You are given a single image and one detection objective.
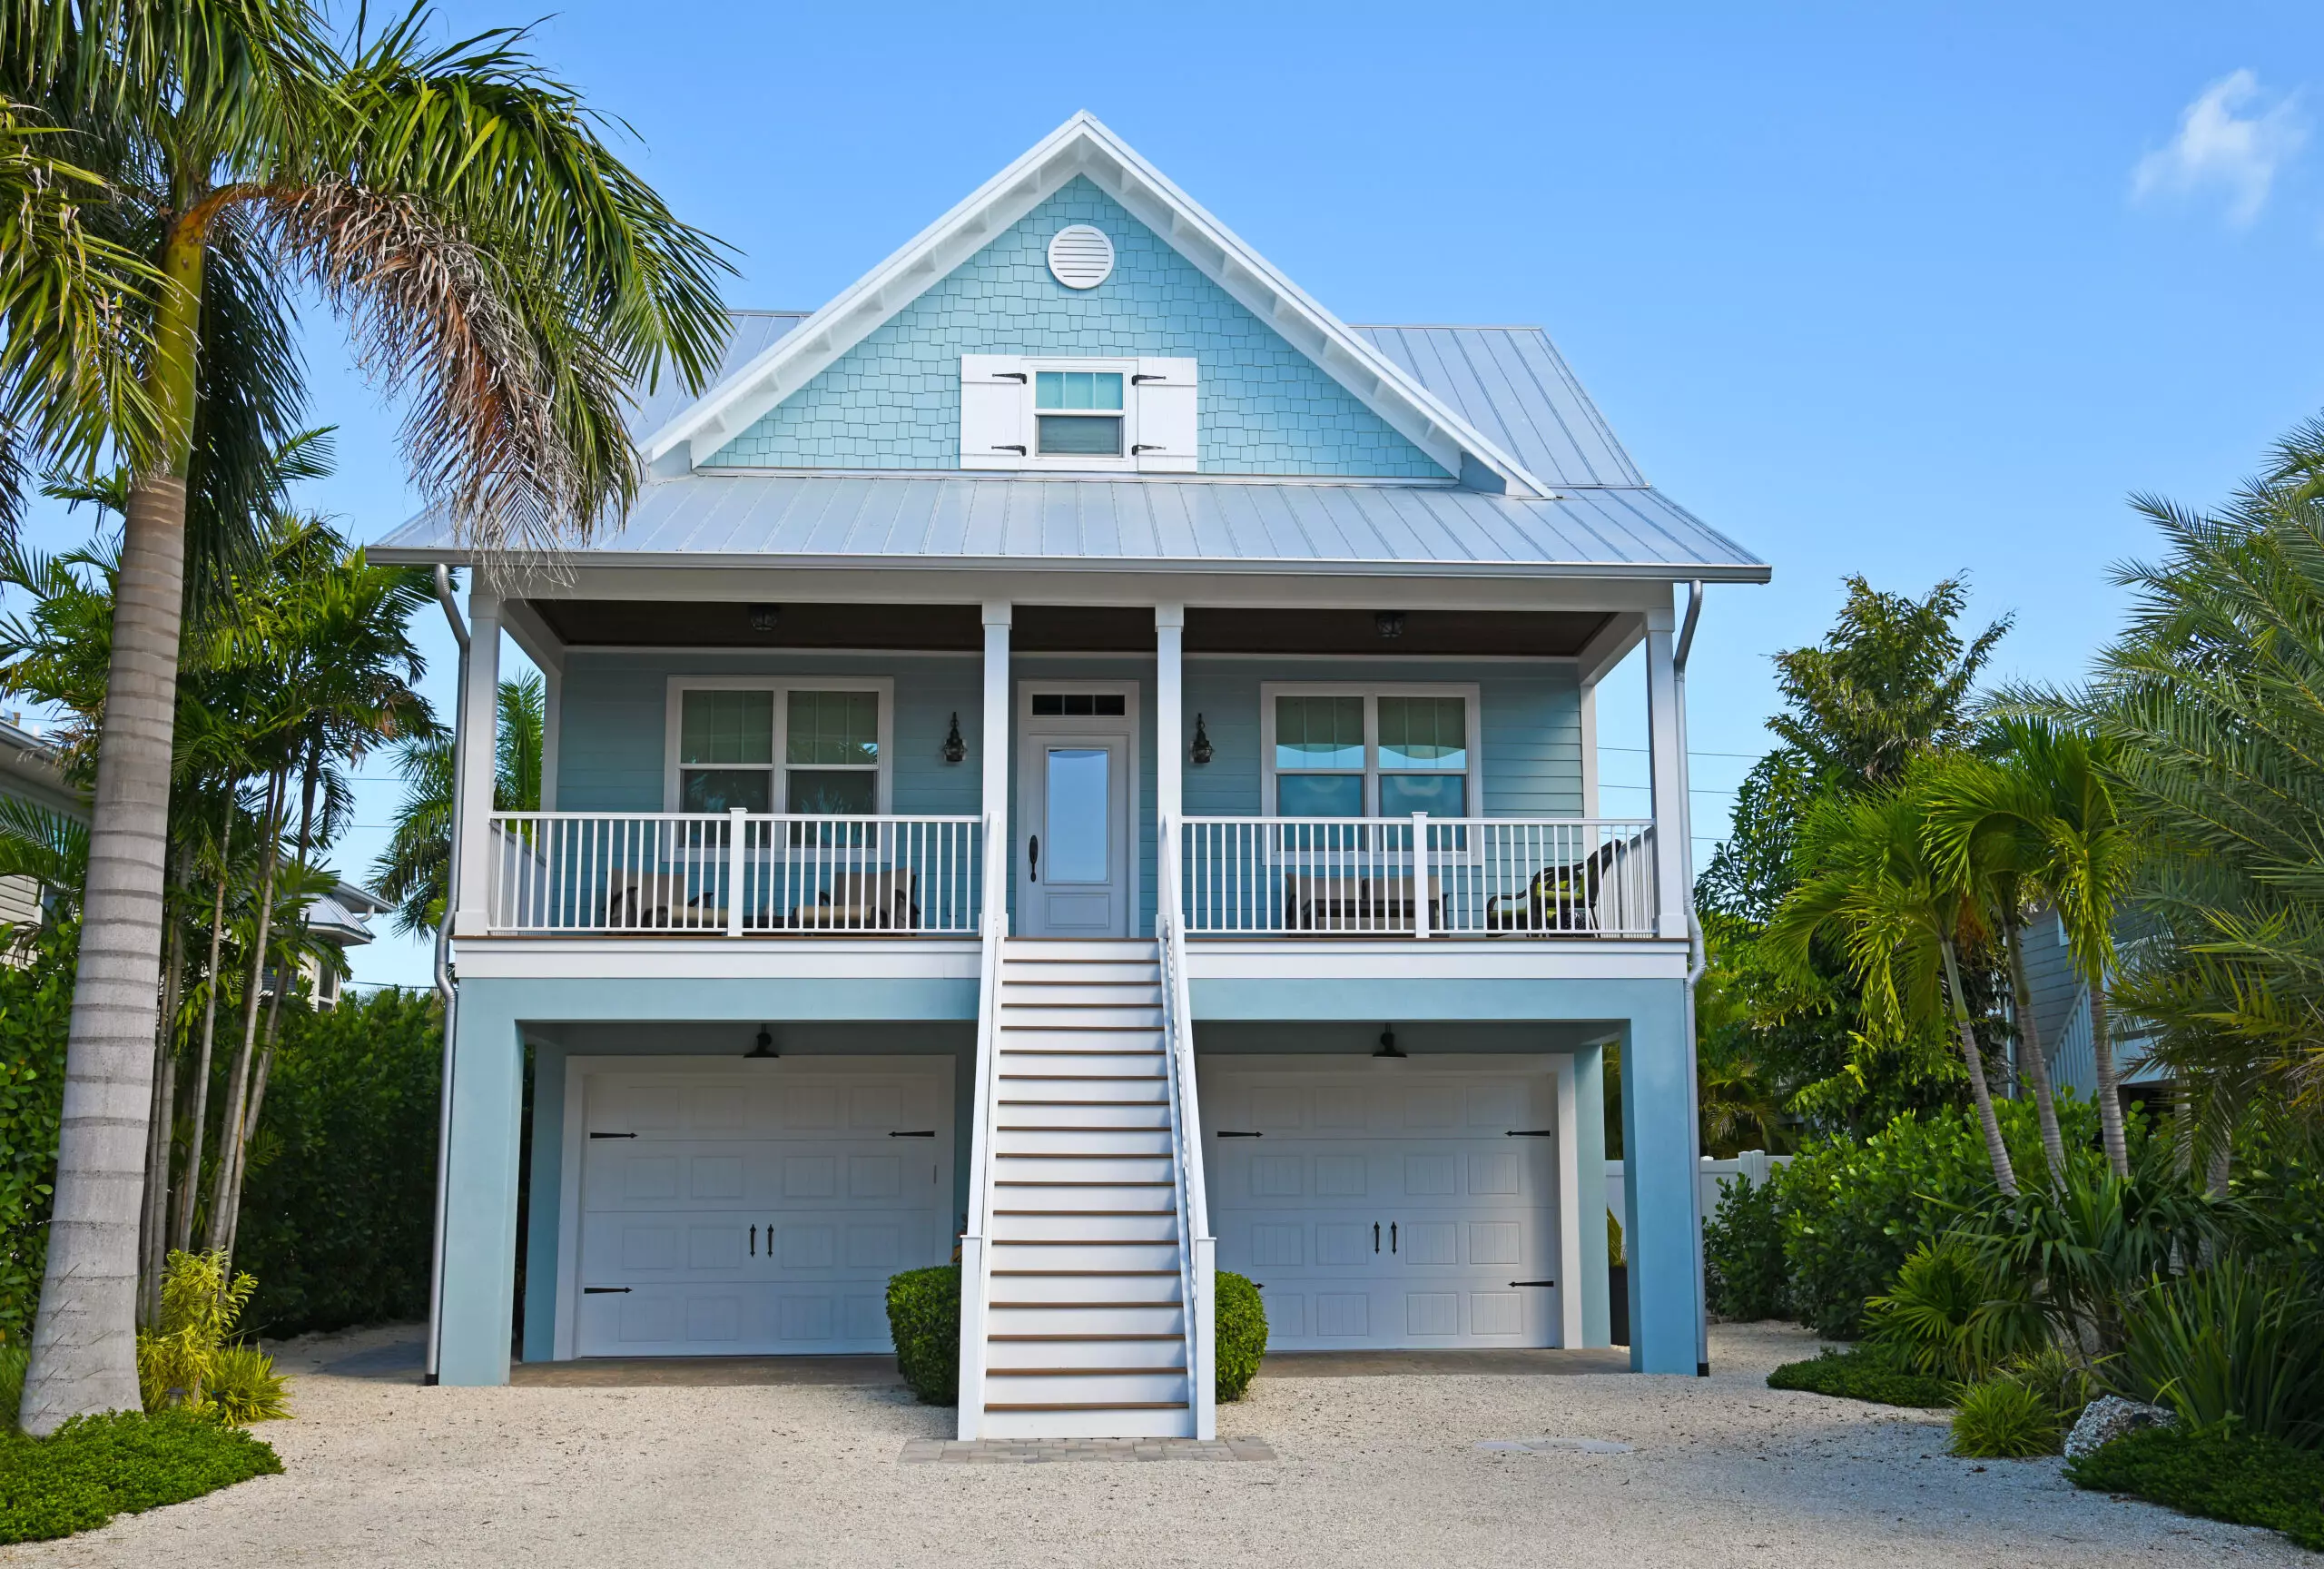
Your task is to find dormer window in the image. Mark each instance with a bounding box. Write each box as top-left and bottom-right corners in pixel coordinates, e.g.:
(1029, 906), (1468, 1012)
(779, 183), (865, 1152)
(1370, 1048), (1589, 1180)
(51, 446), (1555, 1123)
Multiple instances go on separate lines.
(961, 355), (1196, 473)
(1034, 370), (1125, 458)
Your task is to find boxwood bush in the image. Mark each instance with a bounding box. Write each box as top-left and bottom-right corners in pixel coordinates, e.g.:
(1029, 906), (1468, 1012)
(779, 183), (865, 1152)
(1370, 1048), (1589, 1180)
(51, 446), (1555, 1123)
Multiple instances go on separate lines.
(0, 1410), (281, 1544)
(886, 1265), (960, 1405)
(1215, 1270), (1267, 1401)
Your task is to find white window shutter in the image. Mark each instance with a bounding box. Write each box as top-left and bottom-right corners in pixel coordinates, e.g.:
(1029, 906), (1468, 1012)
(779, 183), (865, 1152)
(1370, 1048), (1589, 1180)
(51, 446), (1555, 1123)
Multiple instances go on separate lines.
(1132, 358), (1197, 473)
(960, 355), (1028, 469)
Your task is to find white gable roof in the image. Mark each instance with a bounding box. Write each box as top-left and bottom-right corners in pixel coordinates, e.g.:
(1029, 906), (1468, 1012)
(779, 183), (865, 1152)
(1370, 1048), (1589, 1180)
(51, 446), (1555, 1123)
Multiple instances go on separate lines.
(639, 113), (1555, 498)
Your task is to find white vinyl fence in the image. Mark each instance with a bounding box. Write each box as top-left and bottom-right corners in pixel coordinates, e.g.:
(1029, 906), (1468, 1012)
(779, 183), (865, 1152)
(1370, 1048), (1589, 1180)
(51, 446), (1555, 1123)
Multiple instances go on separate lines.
(1602, 1151), (1791, 1240)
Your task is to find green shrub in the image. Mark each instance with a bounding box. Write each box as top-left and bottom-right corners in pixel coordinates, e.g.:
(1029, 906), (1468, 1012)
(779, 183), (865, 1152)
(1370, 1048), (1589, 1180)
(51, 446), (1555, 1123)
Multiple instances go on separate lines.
(202, 1345), (290, 1426)
(1772, 1095), (2093, 1337)
(234, 988), (445, 1337)
(0, 927), (74, 1341)
(1949, 1377), (2058, 1458)
(1866, 1236), (2042, 1381)
(1215, 1270), (1266, 1401)
(2115, 1256), (2324, 1447)
(2067, 1426), (2324, 1552)
(1767, 1344), (1955, 1408)
(1705, 1173), (1787, 1319)
(0, 1409), (282, 1544)
(0, 1338), (23, 1430)
(135, 1250), (286, 1422)
(2000, 1343), (2097, 1433)
(886, 1265), (960, 1406)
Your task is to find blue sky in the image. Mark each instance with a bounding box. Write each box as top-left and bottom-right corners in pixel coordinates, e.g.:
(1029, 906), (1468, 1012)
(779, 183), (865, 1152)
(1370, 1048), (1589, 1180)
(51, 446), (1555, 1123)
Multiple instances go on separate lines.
(17, 2), (2324, 987)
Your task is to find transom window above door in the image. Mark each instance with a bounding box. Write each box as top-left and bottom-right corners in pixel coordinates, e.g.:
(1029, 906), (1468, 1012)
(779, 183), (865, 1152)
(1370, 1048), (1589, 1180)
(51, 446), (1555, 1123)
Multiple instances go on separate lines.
(668, 681), (890, 815)
(1265, 686), (1480, 819)
(1030, 692), (1127, 716)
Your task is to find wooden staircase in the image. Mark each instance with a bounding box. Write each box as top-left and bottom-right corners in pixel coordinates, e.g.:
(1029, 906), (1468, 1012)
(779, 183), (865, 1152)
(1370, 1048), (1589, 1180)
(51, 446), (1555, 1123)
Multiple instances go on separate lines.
(974, 938), (1193, 1438)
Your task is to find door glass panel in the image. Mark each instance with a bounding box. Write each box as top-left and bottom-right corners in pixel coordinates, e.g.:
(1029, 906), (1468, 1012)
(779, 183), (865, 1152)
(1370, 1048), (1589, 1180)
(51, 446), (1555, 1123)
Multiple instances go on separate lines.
(1044, 748), (1110, 884)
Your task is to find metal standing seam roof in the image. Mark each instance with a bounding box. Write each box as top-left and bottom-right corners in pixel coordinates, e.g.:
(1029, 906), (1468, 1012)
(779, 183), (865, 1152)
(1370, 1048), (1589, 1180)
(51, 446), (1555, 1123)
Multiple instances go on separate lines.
(373, 472), (1765, 579)
(369, 311), (1767, 580)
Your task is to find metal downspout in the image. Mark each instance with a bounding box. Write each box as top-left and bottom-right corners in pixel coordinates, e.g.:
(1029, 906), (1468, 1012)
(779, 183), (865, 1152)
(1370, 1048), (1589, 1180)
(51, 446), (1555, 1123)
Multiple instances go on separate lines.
(424, 565), (471, 1386)
(1672, 580), (1709, 1377)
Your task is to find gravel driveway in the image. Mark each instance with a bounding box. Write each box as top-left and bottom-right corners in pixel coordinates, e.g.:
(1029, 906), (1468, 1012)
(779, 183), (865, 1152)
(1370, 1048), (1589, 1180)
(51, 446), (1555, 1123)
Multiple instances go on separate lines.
(5, 1321), (2301, 1567)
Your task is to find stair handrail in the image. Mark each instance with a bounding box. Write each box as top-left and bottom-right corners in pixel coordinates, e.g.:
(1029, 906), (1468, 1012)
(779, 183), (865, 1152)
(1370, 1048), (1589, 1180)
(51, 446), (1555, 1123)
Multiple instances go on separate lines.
(1157, 813), (1216, 1439)
(955, 809), (1006, 1436)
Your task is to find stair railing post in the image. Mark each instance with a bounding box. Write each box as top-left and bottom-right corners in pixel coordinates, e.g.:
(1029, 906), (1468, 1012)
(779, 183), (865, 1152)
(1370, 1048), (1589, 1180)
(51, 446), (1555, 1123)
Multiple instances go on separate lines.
(1412, 812), (1432, 939)
(726, 807), (746, 937)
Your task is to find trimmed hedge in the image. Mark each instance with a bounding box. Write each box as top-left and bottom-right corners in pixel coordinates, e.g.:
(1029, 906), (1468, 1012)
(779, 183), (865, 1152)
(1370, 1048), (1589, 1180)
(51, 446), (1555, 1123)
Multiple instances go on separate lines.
(1767, 1345), (1955, 1408)
(2067, 1426), (2324, 1552)
(887, 1265), (960, 1405)
(1704, 1172), (1787, 1320)
(0, 1410), (281, 1544)
(1216, 1270), (1267, 1401)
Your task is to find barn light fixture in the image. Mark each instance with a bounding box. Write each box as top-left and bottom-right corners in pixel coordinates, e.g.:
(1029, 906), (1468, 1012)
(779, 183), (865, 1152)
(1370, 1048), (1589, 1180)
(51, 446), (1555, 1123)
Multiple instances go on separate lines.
(750, 605), (781, 632)
(1374, 610), (1405, 640)
(745, 1025), (778, 1060)
(1374, 1024), (1404, 1059)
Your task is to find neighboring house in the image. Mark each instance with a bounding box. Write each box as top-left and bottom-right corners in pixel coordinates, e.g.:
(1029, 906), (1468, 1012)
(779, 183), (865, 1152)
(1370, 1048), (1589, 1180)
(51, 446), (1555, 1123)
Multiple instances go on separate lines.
(0, 714), (84, 940)
(2016, 910), (2170, 1107)
(374, 114), (1769, 1435)
(298, 879), (389, 1009)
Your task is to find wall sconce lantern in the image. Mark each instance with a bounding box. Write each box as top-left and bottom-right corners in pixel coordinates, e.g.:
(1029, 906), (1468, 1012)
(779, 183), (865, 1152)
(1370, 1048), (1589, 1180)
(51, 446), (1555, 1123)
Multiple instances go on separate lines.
(1374, 610), (1405, 641)
(745, 1025), (778, 1060)
(750, 604), (781, 632)
(1189, 713), (1214, 766)
(941, 712), (967, 765)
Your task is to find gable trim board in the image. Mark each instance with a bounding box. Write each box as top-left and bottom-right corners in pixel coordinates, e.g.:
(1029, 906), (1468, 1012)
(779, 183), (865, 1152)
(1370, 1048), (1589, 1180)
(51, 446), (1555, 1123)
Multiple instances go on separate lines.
(641, 113), (1552, 497)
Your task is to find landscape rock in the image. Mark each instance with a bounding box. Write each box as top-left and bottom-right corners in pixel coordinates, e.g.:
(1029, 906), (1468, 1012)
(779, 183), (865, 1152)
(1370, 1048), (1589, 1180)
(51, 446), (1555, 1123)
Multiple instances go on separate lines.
(2064, 1395), (2178, 1458)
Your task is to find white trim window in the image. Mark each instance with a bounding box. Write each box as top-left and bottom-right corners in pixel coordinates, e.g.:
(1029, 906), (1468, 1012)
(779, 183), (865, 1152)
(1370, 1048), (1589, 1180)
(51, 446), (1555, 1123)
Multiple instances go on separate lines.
(960, 354), (1196, 473)
(1260, 683), (1482, 820)
(664, 677), (894, 815)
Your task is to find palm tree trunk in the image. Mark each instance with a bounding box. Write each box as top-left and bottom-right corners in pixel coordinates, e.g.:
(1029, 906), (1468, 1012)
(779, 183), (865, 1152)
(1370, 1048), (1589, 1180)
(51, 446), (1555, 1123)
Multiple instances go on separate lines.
(16, 475), (190, 1434)
(2090, 984), (2129, 1178)
(137, 874), (187, 1328)
(2003, 912), (2066, 1184)
(173, 826), (230, 1256)
(221, 1040), (273, 1264)
(1941, 937), (2018, 1196)
(206, 770), (283, 1254)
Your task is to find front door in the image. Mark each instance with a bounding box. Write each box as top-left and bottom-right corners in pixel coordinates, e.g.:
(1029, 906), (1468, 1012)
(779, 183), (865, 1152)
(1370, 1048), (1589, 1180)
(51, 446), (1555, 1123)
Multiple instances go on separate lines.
(1019, 730), (1130, 937)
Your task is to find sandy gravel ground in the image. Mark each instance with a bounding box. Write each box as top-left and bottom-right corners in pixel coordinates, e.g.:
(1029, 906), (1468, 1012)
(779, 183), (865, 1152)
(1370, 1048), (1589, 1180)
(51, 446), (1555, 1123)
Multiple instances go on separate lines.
(5, 1320), (2302, 1568)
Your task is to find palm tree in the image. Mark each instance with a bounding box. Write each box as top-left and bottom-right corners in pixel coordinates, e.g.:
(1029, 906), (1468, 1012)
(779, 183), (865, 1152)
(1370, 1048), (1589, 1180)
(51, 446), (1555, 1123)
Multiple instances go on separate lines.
(4, 2), (728, 1432)
(1771, 782), (2019, 1195)
(374, 672), (541, 937)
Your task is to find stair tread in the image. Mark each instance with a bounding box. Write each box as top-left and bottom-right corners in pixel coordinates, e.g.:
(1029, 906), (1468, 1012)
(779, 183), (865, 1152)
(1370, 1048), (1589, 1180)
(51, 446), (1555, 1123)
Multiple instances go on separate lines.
(990, 1299), (1182, 1308)
(996, 1179), (1175, 1187)
(985, 1402), (1189, 1413)
(994, 1209), (1176, 1215)
(989, 1367), (1189, 1377)
(990, 1333), (1185, 1341)
(993, 1268), (1180, 1277)
(993, 1238), (1178, 1247)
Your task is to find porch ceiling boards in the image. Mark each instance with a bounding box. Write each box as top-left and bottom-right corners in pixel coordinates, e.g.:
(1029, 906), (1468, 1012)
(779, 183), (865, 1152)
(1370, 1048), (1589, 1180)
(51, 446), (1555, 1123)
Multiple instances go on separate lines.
(372, 472), (1766, 583)
(526, 600), (1612, 655)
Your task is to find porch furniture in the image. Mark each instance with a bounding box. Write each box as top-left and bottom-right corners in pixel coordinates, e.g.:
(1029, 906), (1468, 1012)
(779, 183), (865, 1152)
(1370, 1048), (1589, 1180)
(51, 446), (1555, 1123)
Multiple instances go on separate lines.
(787, 868), (921, 931)
(603, 872), (726, 930)
(1285, 871), (1441, 933)
(1482, 832), (1642, 934)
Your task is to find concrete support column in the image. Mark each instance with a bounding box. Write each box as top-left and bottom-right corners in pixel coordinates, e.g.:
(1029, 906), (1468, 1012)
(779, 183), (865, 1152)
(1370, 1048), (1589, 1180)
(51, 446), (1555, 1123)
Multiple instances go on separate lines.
(1571, 1041), (1611, 1347)
(981, 603), (1011, 935)
(1619, 982), (1703, 1374)
(451, 590), (502, 936)
(435, 982), (524, 1385)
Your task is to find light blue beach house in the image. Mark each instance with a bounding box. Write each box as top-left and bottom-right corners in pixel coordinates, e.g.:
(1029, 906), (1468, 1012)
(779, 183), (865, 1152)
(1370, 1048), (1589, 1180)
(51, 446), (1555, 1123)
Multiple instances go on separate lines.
(373, 113), (1768, 1437)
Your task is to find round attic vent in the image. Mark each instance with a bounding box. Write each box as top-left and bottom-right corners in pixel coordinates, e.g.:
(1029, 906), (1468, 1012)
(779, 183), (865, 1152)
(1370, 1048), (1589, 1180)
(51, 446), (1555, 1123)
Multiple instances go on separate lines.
(1047, 224), (1115, 290)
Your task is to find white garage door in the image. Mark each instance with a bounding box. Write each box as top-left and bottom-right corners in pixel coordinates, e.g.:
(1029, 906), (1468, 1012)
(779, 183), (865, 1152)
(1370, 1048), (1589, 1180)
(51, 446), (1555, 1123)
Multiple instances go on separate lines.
(569, 1059), (953, 1357)
(1198, 1058), (1561, 1349)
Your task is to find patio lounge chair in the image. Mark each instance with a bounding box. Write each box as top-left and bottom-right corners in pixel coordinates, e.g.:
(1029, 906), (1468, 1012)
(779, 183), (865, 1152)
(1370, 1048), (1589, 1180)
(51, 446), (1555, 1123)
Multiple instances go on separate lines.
(787, 868), (920, 931)
(1285, 870), (1442, 933)
(603, 872), (726, 931)
(1482, 832), (1646, 934)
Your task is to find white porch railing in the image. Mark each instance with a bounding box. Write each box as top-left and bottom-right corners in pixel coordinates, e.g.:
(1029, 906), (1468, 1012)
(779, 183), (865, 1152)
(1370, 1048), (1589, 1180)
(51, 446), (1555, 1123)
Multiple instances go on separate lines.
(1177, 816), (1658, 938)
(483, 811), (984, 935)
(1156, 814), (1216, 1438)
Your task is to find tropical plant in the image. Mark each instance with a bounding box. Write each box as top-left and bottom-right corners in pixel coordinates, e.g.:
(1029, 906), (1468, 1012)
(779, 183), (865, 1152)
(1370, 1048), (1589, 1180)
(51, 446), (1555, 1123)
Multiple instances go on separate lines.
(1949, 1377), (2059, 1458)
(1704, 1170), (1788, 1320)
(1769, 779), (2018, 1194)
(1866, 1236), (2043, 1383)
(133, 1248), (264, 1415)
(2114, 1256), (2324, 1447)
(2, 0), (729, 1432)
(373, 672), (543, 937)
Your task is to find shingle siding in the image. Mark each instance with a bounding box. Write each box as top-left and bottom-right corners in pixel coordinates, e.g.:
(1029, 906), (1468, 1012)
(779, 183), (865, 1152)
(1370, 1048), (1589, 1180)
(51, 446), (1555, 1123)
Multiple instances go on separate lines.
(707, 179), (1449, 479)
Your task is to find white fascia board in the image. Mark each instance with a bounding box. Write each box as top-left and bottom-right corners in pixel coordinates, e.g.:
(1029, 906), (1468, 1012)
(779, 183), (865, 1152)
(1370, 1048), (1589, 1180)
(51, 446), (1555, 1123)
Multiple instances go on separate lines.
(638, 113), (1556, 498)
(1574, 611), (1648, 687)
(498, 597), (567, 676)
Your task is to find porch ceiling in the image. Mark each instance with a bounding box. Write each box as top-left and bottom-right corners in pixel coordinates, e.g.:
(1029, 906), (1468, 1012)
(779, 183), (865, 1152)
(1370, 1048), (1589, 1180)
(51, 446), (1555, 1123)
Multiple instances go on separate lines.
(526, 599), (1612, 656)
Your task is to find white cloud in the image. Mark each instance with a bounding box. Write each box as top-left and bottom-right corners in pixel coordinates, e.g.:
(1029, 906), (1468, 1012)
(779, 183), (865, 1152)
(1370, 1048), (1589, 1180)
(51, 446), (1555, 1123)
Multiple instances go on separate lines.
(2133, 70), (2306, 226)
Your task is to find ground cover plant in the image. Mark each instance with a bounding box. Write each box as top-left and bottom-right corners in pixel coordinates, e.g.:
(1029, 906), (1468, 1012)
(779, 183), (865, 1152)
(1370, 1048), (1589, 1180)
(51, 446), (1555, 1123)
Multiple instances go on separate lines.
(0, 1410), (281, 1544)
(1766, 1344), (1955, 1408)
(2067, 1426), (2324, 1552)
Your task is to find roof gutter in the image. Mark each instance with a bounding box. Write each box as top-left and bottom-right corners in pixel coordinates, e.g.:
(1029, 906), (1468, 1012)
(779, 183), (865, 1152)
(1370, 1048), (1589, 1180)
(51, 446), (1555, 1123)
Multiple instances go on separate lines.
(424, 564), (471, 1387)
(1671, 578), (1710, 1378)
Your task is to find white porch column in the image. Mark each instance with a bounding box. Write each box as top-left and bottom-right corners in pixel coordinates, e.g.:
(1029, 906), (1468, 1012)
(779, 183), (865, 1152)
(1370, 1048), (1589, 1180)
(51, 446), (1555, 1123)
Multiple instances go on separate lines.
(981, 602), (1011, 934)
(1642, 605), (1688, 939)
(1155, 604), (1185, 886)
(451, 589), (502, 937)
(538, 664), (562, 812)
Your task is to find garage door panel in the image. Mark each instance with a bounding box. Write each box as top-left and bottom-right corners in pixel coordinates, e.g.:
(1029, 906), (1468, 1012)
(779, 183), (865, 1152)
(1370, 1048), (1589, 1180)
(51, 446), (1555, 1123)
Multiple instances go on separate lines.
(1201, 1060), (1563, 1351)
(573, 1061), (952, 1358)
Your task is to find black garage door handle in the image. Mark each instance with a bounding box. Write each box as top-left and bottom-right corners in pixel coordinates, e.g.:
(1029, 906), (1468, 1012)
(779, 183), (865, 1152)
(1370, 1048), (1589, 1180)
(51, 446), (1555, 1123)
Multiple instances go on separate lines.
(1509, 1279), (1557, 1288)
(889, 1130), (936, 1138)
(589, 1131), (638, 1140)
(584, 1287), (632, 1294)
